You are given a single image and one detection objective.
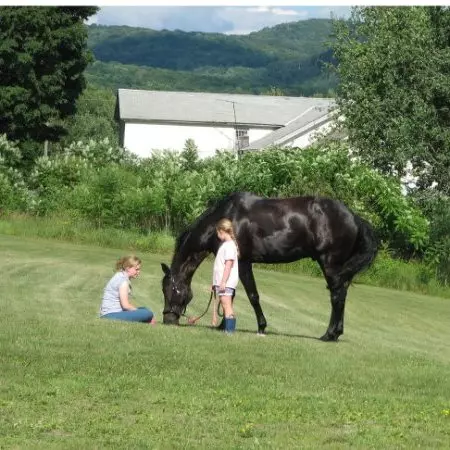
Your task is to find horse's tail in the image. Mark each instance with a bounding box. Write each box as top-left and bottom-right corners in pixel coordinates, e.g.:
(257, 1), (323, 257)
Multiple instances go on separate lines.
(338, 215), (379, 283)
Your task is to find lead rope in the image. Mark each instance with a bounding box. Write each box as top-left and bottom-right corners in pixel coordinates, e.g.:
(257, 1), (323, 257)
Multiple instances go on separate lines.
(187, 288), (216, 324)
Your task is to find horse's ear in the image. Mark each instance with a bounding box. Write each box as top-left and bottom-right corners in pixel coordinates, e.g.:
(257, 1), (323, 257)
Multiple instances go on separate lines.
(161, 263), (170, 276)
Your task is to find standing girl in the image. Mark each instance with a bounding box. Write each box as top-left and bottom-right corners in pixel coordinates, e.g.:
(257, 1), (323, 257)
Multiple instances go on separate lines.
(99, 255), (155, 323)
(212, 218), (239, 333)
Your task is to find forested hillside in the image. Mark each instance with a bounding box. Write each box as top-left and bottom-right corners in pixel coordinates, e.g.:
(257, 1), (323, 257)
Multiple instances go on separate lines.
(86, 19), (336, 96)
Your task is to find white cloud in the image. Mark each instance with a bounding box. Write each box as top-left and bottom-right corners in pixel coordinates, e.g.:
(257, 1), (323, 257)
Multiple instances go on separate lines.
(313, 6), (351, 19)
(271, 8), (300, 16)
(218, 6), (308, 35)
(246, 7), (271, 13)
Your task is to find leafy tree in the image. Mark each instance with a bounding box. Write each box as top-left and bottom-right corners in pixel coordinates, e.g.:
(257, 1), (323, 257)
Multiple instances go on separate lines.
(180, 139), (199, 171)
(0, 6), (98, 145)
(331, 6), (450, 193)
(263, 86), (285, 96)
(59, 85), (119, 147)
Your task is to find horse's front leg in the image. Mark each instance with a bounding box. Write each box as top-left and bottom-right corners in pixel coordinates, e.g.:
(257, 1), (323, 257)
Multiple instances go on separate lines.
(239, 261), (267, 334)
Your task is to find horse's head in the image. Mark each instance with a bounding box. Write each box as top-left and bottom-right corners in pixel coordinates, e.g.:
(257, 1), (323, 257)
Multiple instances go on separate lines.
(161, 263), (193, 325)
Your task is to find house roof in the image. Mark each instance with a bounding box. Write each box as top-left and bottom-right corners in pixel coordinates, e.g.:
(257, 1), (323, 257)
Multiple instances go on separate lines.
(116, 88), (335, 128)
(244, 105), (333, 150)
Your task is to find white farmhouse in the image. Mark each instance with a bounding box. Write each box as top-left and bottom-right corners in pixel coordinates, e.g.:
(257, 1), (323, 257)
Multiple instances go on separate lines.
(115, 88), (336, 159)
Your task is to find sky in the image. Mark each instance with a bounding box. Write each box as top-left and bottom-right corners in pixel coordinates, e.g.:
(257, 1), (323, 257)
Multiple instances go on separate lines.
(87, 5), (352, 35)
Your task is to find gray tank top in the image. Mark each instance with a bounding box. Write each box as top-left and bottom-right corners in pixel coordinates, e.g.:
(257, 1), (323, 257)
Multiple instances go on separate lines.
(100, 271), (130, 316)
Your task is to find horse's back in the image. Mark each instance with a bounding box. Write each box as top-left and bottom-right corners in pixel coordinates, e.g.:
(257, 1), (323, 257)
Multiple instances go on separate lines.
(233, 193), (355, 228)
(230, 193), (358, 263)
(231, 192), (350, 215)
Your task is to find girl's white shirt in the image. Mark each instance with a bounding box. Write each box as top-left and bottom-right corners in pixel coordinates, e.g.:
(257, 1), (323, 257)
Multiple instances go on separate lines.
(212, 240), (239, 288)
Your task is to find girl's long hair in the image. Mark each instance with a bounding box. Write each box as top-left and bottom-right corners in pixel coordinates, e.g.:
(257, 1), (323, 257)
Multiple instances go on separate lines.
(216, 218), (240, 257)
(115, 255), (142, 272)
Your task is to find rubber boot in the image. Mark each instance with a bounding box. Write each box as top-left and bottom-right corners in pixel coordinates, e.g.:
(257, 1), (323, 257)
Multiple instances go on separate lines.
(224, 317), (236, 334)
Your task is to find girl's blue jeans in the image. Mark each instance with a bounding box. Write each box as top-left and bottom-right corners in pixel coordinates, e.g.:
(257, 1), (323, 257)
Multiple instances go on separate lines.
(101, 307), (153, 323)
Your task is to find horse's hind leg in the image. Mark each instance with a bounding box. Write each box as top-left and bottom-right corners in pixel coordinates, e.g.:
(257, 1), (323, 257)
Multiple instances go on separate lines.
(239, 261), (267, 334)
(321, 282), (348, 342)
(318, 262), (349, 342)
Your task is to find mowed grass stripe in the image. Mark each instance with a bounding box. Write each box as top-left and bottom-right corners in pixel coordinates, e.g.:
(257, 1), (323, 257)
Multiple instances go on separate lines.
(1, 235), (449, 449)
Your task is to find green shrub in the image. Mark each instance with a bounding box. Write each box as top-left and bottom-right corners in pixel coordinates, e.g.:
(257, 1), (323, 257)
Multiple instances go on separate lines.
(0, 134), (22, 169)
(27, 140), (138, 215)
(65, 165), (168, 230)
(413, 190), (450, 285)
(62, 138), (136, 165)
(0, 135), (31, 212)
(28, 155), (89, 214)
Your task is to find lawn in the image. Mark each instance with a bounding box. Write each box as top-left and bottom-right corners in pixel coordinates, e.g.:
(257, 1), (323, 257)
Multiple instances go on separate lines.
(1, 235), (449, 449)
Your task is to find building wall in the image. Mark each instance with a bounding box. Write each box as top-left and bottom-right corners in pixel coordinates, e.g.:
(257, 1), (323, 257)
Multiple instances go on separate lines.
(123, 122), (275, 158)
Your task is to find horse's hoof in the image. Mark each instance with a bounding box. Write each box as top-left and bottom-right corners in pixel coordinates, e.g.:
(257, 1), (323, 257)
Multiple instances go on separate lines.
(319, 333), (339, 342)
(257, 331), (267, 337)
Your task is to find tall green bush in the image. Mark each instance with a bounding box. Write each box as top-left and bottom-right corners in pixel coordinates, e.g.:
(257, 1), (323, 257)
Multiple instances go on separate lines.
(27, 139), (136, 215)
(414, 190), (450, 284)
(65, 165), (168, 230)
(0, 135), (31, 211)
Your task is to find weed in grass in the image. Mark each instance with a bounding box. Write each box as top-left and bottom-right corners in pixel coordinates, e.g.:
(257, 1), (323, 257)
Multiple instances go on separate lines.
(239, 422), (255, 438)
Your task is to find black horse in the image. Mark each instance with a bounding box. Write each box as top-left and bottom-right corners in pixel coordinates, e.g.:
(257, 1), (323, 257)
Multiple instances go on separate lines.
(161, 192), (378, 341)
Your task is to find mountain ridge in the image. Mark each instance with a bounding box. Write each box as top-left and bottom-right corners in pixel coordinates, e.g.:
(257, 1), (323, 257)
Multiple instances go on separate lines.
(86, 18), (337, 96)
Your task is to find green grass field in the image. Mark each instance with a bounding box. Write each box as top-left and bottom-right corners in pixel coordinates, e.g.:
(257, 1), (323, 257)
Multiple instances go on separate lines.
(1, 235), (449, 449)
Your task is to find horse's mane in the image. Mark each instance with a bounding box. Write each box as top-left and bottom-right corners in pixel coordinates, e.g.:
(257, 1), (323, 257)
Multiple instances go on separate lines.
(174, 193), (237, 254)
(174, 229), (190, 254)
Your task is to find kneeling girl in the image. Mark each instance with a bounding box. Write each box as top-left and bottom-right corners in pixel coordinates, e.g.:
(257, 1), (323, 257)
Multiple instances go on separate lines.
(99, 255), (154, 323)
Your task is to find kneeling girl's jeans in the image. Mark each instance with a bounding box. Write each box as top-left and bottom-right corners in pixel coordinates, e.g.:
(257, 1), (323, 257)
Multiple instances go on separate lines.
(101, 306), (153, 323)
